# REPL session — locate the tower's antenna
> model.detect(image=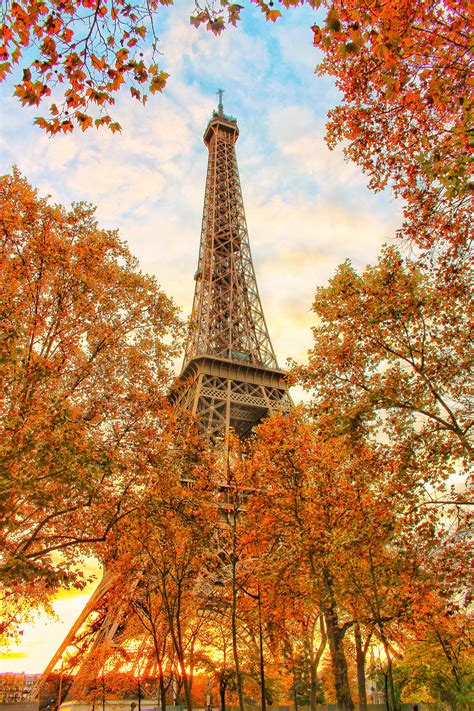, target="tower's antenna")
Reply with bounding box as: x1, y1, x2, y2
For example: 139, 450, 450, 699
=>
217, 88, 224, 117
